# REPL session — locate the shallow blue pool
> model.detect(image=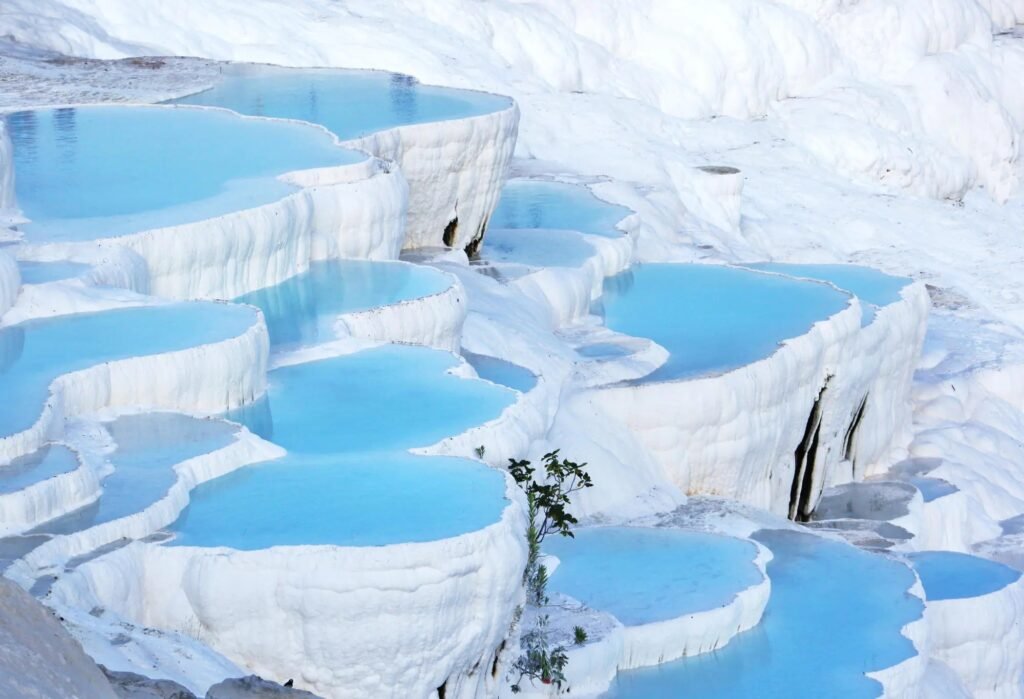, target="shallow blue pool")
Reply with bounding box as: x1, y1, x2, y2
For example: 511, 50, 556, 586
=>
744, 263, 911, 325
17, 261, 90, 284
603, 530, 922, 698
908, 551, 1021, 601
170, 346, 515, 549
12, 414, 238, 538
0, 445, 78, 493
170, 66, 510, 141
546, 527, 762, 626
464, 351, 537, 393
908, 476, 958, 503
491, 180, 629, 238
482, 228, 596, 269
600, 264, 851, 381
8, 106, 360, 242
235, 259, 450, 349
0, 303, 258, 441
